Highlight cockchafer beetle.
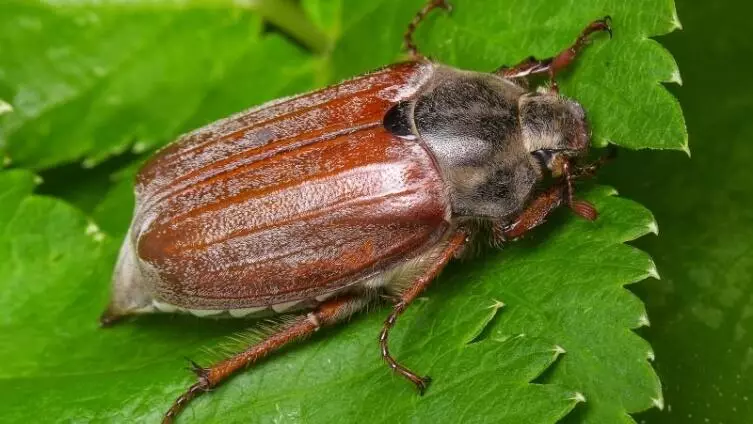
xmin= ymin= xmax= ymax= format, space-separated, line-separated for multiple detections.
xmin=100 ymin=1 xmax=613 ymax=422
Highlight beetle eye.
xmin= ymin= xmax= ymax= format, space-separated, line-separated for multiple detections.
xmin=532 ymin=149 xmax=570 ymax=178
xmin=532 ymin=149 xmax=555 ymax=169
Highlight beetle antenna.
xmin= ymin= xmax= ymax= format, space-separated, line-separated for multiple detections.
xmin=562 ymin=145 xmax=616 ymax=222
xmin=562 ymin=161 xmax=576 ymax=205
xmin=562 ymin=161 xmax=599 ymax=221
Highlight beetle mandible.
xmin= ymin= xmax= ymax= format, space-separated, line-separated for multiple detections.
xmin=101 ymin=1 xmax=613 ymax=422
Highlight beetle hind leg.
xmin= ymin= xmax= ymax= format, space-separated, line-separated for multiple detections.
xmin=162 ymin=295 xmax=372 ymax=424
xmin=404 ymin=0 xmax=452 ymax=59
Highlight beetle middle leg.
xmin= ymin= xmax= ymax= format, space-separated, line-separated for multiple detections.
xmin=162 ymin=295 xmax=371 ymax=424
xmin=496 ymin=16 xmax=612 ymax=90
xmin=404 ymin=0 xmax=452 ymax=59
xmin=379 ymin=230 xmax=467 ymax=393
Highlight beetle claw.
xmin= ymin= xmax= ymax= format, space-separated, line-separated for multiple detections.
xmin=185 ymin=357 xmax=209 ymax=381
xmin=415 ymin=375 xmax=432 ymax=395
xmin=437 ymin=0 xmax=453 ymax=13
xmin=603 ymin=16 xmax=613 ymax=38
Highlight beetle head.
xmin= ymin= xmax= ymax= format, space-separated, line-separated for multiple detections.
xmin=519 ymin=92 xmax=591 ymax=177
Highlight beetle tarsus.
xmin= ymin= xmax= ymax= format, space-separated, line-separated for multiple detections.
xmin=378 ymin=232 xmax=466 ymax=393
xmin=380 ymin=312 xmax=435 ymax=395
xmin=163 ymin=382 xmax=208 ymax=424
xmin=497 ymin=16 xmax=613 ymax=87
xmin=162 ymin=296 xmax=371 ymax=423
xmin=404 ymin=0 xmax=453 ymax=59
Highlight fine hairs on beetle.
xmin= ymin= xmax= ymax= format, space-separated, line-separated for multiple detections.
xmin=100 ymin=1 xmax=615 ymax=422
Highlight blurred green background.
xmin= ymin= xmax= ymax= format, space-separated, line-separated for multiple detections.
xmin=605 ymin=0 xmax=753 ymax=422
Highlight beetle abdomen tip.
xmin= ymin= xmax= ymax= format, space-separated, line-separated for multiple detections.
xmin=105 ymin=229 xmax=157 ymax=319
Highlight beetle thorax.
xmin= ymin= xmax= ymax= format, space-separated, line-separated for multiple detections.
xmin=383 ymin=65 xmax=592 ymax=223
xmin=404 ymin=67 xmax=541 ymax=221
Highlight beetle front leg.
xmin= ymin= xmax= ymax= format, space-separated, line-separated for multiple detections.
xmin=404 ymin=0 xmax=452 ymax=59
xmin=493 ymin=181 xmax=598 ymax=243
xmin=379 ymin=230 xmax=467 ymax=393
xmin=162 ymin=295 xmax=371 ymax=424
xmin=493 ymin=185 xmax=566 ymax=242
xmin=498 ymin=148 xmax=615 ymax=243
xmin=496 ymin=17 xmax=612 ymax=91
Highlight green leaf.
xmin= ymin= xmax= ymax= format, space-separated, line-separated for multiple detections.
xmin=604 ymin=0 xmax=753 ymax=422
xmin=0 ymin=0 xmax=318 ymax=169
xmin=0 ymin=171 xmax=651 ymax=423
xmin=0 ymin=0 xmax=685 ymax=423
xmin=308 ymin=0 xmax=685 ymax=151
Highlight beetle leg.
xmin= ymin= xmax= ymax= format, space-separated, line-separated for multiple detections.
xmin=496 ymin=16 xmax=612 ymax=90
xmin=574 ymin=144 xmax=618 ymax=179
xmin=494 ymin=185 xmax=566 ymax=242
xmin=493 ymin=179 xmax=598 ymax=243
xmin=498 ymin=147 xmax=614 ymax=243
xmin=404 ymin=0 xmax=452 ymax=59
xmin=496 ymin=55 xmax=551 ymax=81
xmin=561 ymin=161 xmax=599 ymax=221
xmin=379 ymin=230 xmax=467 ymax=394
xmin=162 ymin=295 xmax=371 ymax=424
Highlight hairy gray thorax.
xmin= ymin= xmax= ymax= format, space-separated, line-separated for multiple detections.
xmin=412 ymin=67 xmax=541 ymax=222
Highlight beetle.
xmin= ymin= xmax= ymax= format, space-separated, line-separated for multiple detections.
xmin=100 ymin=1 xmax=613 ymax=422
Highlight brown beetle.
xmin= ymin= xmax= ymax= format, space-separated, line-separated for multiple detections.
xmin=101 ymin=1 xmax=612 ymax=422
